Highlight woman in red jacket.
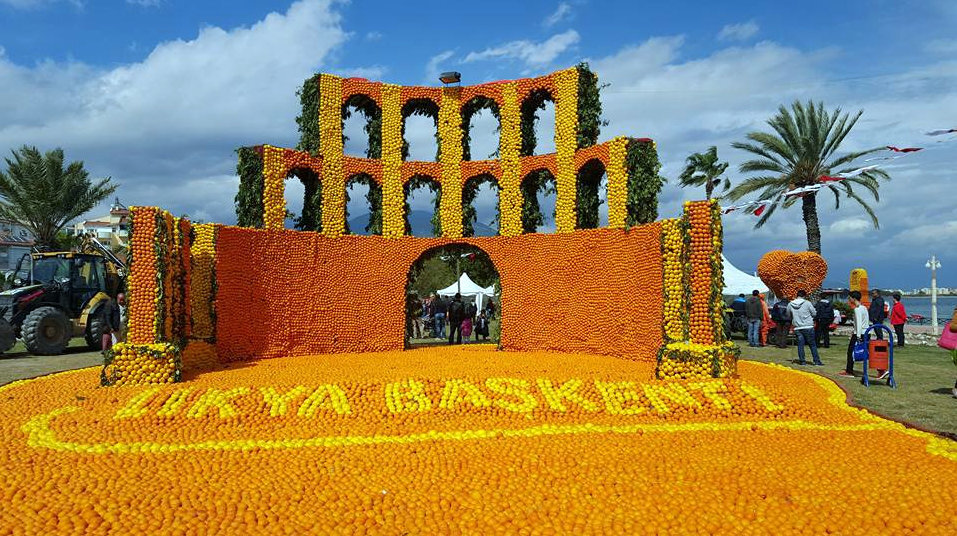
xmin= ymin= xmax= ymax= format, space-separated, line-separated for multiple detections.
xmin=890 ymin=292 xmax=907 ymax=347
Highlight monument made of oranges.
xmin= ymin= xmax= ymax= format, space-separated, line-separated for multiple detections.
xmin=102 ymin=64 xmax=737 ymax=386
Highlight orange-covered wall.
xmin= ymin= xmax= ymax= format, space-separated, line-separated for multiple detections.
xmin=214 ymin=225 xmax=664 ymax=362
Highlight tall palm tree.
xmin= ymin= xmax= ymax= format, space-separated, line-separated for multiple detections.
xmin=0 ymin=146 xmax=116 ymax=248
xmin=726 ymin=100 xmax=890 ymax=254
xmin=678 ymin=146 xmax=729 ymax=200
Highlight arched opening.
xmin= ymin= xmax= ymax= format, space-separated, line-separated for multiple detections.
xmin=283 ymin=174 xmax=306 ymax=230
xmin=461 ymin=96 xmax=501 ymax=161
xmin=404 ymin=175 xmax=441 ymax=237
xmin=342 ymin=95 xmax=382 ymax=158
xmin=344 ymin=173 xmax=382 ymax=235
xmin=288 ymin=167 xmax=321 ymax=232
xmin=402 ymin=99 xmax=440 ymax=161
xmin=520 ymin=89 xmax=555 ymax=156
xmin=462 ymin=174 xmax=500 ymax=237
xmin=406 ymin=243 xmax=500 ymax=346
xmin=576 ymin=159 xmax=607 ymax=229
xmin=520 ymin=169 xmax=557 ymax=233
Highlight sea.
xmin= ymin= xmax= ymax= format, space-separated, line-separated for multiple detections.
xmin=899 ymin=295 xmax=957 ymax=325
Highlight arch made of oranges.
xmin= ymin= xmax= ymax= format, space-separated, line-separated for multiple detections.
xmin=252 ymin=67 xmax=659 ymax=239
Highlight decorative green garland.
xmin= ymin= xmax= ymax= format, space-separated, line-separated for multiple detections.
xmin=404 ymin=175 xmax=441 ymax=236
xmin=291 ymin=169 xmax=322 ymax=232
xmin=235 ymin=147 xmax=264 ymax=228
xmin=575 ymin=62 xmax=602 ymax=149
xmin=462 ymin=174 xmax=499 ymax=237
xmin=403 ymin=99 xmax=441 ymax=161
xmin=344 ymin=174 xmax=383 ymax=235
xmin=461 ymin=96 xmax=500 ymax=162
xmin=295 ymin=74 xmax=321 ymax=155
xmin=575 ymin=159 xmax=604 ymax=229
xmin=625 ymin=139 xmax=665 ymax=227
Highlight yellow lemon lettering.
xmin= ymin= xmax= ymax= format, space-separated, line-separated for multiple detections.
xmin=439 ymin=379 xmax=491 ymax=410
xmin=297 ymin=385 xmax=351 ymax=417
xmin=485 ymin=378 xmax=538 ymax=413
xmin=536 ymin=379 xmax=599 ymax=413
xmin=384 ymin=379 xmax=432 ymax=414
xmin=261 ymin=386 xmax=308 ymax=417
xmin=114 ymin=387 xmax=162 ymax=420
xmin=186 ymin=388 xmax=251 ymax=419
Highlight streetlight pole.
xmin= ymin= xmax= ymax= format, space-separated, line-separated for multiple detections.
xmin=926 ymin=255 xmax=942 ymax=336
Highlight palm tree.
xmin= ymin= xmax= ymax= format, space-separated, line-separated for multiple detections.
xmin=678 ymin=146 xmax=729 ymax=200
xmin=726 ymin=100 xmax=890 ymax=254
xmin=0 ymin=146 xmax=116 ymax=248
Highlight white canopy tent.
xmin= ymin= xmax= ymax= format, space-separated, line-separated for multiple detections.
xmin=436 ymin=272 xmax=496 ymax=310
xmin=722 ymin=254 xmax=768 ymax=296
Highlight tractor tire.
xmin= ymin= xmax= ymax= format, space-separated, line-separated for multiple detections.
xmin=85 ymin=314 xmax=107 ymax=351
xmin=21 ymin=306 xmax=71 ymax=356
xmin=0 ymin=319 xmax=15 ymax=354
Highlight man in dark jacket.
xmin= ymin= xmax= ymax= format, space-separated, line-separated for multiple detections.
xmin=868 ymin=290 xmax=886 ymax=340
xmin=814 ymin=297 xmax=833 ymax=348
xmin=447 ymin=293 xmax=465 ymax=345
xmin=770 ymin=298 xmax=791 ymax=348
xmin=744 ymin=290 xmax=763 ymax=347
xmin=433 ymin=295 xmax=447 ymax=339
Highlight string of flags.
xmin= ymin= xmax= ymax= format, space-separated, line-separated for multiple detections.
xmin=722 ymin=128 xmax=955 ymax=216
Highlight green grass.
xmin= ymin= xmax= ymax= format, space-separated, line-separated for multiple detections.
xmin=735 ymin=334 xmax=957 ymax=436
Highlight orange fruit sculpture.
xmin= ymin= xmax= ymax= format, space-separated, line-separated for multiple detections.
xmin=757 ymin=250 xmax=828 ymax=299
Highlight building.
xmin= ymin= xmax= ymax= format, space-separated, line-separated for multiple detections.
xmin=0 ymin=219 xmax=34 ymax=273
xmin=68 ymin=197 xmax=130 ymax=249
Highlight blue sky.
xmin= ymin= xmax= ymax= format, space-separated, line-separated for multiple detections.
xmin=1 ymin=0 xmax=955 ymax=289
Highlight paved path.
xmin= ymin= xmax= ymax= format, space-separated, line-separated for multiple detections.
xmin=0 ymin=349 xmax=102 ymax=385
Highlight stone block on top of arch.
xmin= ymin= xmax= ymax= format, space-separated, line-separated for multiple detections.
xmin=519 ymin=154 xmax=558 ymax=179
xmin=573 ymin=143 xmax=610 ymax=172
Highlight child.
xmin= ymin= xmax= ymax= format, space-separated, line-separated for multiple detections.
xmin=890 ymin=293 xmax=907 ymax=347
xmin=475 ymin=311 xmax=490 ymax=342
xmin=839 ymin=291 xmax=869 ymax=377
xmin=461 ymin=311 xmax=473 ymax=344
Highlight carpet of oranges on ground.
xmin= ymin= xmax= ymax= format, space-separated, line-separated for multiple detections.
xmin=1 ymin=346 xmax=955 ymax=534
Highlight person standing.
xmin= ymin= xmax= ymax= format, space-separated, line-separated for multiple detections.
xmin=447 ymin=293 xmax=465 ymax=345
xmin=485 ymin=298 xmax=496 ymax=320
xmin=814 ymin=296 xmax=833 ymax=348
xmin=433 ymin=294 xmax=447 ymax=339
xmin=839 ymin=291 xmax=869 ymax=377
xmin=890 ymin=293 xmax=907 ymax=347
xmin=100 ymin=297 xmax=121 ymax=354
xmin=771 ymin=297 xmax=791 ymax=348
xmin=744 ymin=290 xmax=763 ymax=348
xmin=406 ymin=292 xmax=423 ymax=339
xmin=475 ymin=311 xmax=490 ymax=342
xmin=787 ymin=290 xmax=822 ymax=366
xmin=759 ymin=294 xmax=771 ymax=347
xmin=116 ymin=292 xmax=127 ymax=343
xmin=868 ymin=289 xmax=887 ymax=340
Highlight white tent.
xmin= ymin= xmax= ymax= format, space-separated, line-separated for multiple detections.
xmin=437 ymin=272 xmax=496 ymax=310
xmin=722 ymin=254 xmax=768 ymax=296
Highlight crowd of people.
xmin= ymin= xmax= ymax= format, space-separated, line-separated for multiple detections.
xmin=734 ymin=288 xmax=907 ymax=379
xmin=407 ymin=292 xmax=496 ymax=345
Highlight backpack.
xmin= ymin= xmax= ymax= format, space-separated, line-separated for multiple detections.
xmin=771 ymin=302 xmax=788 ymax=322
xmin=815 ymin=301 xmax=832 ymax=322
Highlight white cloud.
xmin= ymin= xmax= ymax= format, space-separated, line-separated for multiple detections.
xmin=424 ymin=50 xmax=454 ymax=83
xmin=586 ymin=35 xmax=957 ymax=287
xmin=830 ymin=218 xmax=872 ymax=234
xmin=365 ymin=31 xmax=383 ymax=41
xmin=0 ymin=0 xmax=351 ymax=225
xmin=543 ymin=2 xmax=572 ymax=27
xmin=718 ymin=21 xmax=759 ymax=42
xmin=463 ymin=30 xmax=579 ymax=67
xmin=126 ymin=0 xmax=162 ymax=7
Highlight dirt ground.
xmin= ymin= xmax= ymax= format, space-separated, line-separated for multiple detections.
xmin=0 ymin=345 xmax=101 ymax=385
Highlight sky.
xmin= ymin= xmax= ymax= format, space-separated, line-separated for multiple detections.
xmin=0 ymin=0 xmax=954 ymax=290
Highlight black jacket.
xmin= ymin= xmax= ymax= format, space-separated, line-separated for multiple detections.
xmin=814 ymin=300 xmax=832 ymax=322
xmin=448 ymin=299 xmax=465 ymax=324
xmin=868 ymin=296 xmax=886 ymax=323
